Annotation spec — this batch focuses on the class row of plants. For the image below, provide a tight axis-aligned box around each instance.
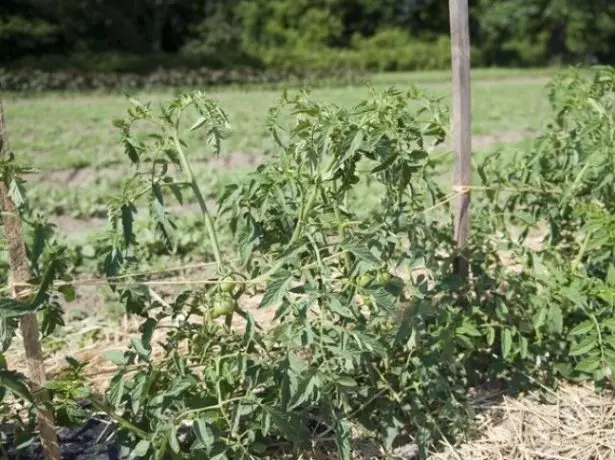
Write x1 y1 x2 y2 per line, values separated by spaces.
1 32 480 93
0 66 366 93
0 67 614 459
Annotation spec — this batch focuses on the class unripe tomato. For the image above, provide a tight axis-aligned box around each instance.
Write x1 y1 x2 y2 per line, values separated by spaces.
375 270 392 285
211 293 236 318
219 276 236 293
356 273 373 288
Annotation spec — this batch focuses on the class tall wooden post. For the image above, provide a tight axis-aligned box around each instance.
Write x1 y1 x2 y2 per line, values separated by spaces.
0 99 60 460
449 0 472 278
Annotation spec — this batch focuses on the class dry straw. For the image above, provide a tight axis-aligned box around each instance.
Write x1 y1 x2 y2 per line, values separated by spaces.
432 383 615 460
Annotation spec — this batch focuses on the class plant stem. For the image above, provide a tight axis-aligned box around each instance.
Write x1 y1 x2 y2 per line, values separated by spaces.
172 134 223 271
287 183 319 248
89 398 150 440
572 230 593 272
334 205 352 276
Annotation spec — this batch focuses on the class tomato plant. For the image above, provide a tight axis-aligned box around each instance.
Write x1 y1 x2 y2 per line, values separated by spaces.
3 68 615 459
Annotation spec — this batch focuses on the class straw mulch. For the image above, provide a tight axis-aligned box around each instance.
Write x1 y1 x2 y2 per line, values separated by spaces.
432 383 615 460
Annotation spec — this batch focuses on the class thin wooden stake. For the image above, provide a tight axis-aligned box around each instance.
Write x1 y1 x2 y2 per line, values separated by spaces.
449 0 472 278
0 99 60 460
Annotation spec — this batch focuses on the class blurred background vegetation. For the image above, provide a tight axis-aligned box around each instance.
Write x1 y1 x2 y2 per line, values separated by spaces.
1 0 614 90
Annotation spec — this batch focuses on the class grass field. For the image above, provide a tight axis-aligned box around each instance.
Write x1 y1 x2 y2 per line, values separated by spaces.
5 68 554 170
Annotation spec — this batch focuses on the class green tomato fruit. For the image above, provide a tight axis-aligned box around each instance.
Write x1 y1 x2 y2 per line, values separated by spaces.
375 271 392 285
357 273 374 288
211 294 236 318
219 276 237 293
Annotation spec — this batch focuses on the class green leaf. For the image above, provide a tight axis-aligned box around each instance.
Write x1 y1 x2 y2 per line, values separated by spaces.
30 259 58 308
587 97 606 117
124 138 139 164
128 97 146 109
140 318 157 348
533 306 547 330
570 334 598 357
189 116 208 132
163 376 196 397
193 419 213 449
335 417 352 460
132 440 151 457
501 329 513 359
8 177 26 207
569 320 594 337
243 313 255 343
261 411 271 437
0 298 38 319
265 406 310 447
131 338 151 360
288 368 319 410
327 297 354 319
151 184 176 247
0 370 33 403
237 221 258 266
168 427 180 454
104 350 127 366
369 288 397 312
561 287 587 308
58 285 76 302
0 318 16 352
341 240 380 267
602 317 615 332
108 374 125 409
607 265 615 287
603 333 615 351
384 277 405 297
486 326 496 346
457 321 482 338
519 336 528 359
554 362 574 379
337 377 357 388
575 357 601 374
547 304 563 334
120 204 135 247
371 152 398 173
259 271 292 309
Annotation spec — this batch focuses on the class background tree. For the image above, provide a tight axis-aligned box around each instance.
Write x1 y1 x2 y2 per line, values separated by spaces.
2 0 615 70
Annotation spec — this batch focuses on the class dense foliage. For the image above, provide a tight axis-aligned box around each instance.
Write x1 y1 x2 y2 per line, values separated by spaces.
1 67 615 458
2 0 614 76
0 66 365 93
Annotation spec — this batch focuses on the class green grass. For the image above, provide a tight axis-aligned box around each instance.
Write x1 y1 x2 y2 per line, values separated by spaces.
4 68 553 171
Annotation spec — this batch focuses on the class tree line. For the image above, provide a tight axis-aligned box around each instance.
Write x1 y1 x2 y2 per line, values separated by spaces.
2 0 615 72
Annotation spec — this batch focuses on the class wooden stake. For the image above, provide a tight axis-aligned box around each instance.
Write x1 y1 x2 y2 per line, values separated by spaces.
449 0 472 278
0 99 60 460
